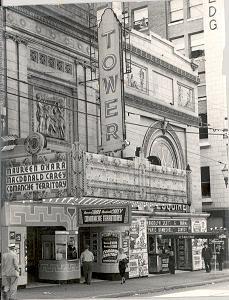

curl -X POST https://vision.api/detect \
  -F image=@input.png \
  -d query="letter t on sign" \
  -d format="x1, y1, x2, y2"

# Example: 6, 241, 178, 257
102, 30, 115, 49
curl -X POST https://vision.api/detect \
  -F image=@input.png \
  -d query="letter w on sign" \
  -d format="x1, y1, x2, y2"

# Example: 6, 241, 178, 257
103, 75, 118, 94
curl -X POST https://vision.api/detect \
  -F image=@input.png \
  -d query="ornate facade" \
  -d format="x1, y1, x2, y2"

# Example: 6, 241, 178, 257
1, 4, 209, 285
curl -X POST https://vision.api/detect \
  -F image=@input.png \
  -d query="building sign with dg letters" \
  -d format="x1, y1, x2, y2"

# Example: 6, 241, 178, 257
4, 153, 67, 201
78, 205, 131, 227
98, 8, 126, 153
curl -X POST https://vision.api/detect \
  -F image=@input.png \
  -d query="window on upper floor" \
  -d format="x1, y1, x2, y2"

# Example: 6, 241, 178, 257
188, 0, 203, 19
169, 0, 184, 23
198, 98, 208, 139
201, 166, 211, 197
132, 7, 149, 31
190, 31, 205, 58
170, 36, 185, 55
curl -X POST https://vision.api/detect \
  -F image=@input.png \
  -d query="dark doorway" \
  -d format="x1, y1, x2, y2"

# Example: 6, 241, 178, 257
27, 226, 65, 283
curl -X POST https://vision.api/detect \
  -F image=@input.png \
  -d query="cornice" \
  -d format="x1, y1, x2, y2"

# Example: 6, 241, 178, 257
8, 6, 97, 47
128, 44, 200, 84
125, 92, 199, 126
5, 31, 28, 45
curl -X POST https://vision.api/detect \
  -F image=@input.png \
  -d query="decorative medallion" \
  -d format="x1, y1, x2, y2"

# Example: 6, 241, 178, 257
24, 132, 47, 155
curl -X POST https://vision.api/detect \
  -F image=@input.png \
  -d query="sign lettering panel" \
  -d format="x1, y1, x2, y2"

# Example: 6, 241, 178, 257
98, 9, 125, 153
78, 205, 131, 227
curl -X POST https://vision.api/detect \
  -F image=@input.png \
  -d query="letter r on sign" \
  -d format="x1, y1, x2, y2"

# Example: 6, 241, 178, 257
106, 123, 118, 141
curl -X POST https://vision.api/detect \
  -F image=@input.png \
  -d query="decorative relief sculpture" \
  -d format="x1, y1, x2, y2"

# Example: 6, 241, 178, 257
127, 63, 148, 93
35, 92, 66, 140
178, 84, 195, 111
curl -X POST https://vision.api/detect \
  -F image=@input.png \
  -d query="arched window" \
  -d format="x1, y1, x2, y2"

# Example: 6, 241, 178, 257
149, 137, 178, 168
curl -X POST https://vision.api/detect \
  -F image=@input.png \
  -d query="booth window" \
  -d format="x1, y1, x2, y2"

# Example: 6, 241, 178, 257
169, 0, 184, 23
188, 0, 203, 19
190, 31, 205, 58
170, 36, 185, 56
201, 166, 211, 197
132, 7, 149, 31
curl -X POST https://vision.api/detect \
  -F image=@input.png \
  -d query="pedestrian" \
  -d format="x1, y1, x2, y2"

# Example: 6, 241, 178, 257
202, 242, 212, 273
216, 245, 224, 271
168, 247, 175, 275
80, 244, 94, 285
2, 244, 20, 300
117, 248, 128, 284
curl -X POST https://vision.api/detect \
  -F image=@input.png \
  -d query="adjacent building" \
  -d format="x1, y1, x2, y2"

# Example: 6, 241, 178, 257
111, 0, 229, 265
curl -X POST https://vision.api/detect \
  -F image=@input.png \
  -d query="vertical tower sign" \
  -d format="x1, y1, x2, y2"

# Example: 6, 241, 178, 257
98, 8, 126, 153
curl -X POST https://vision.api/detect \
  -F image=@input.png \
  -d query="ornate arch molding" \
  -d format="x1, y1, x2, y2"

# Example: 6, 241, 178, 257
142, 121, 185, 169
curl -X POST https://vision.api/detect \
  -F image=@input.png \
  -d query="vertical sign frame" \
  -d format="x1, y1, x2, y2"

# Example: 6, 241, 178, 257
98, 8, 126, 153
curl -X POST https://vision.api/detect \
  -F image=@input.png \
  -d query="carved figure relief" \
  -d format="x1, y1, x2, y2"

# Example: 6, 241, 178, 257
35, 92, 66, 140
127, 63, 148, 93
178, 83, 195, 111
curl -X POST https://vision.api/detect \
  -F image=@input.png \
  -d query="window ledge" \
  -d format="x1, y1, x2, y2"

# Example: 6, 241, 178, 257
199, 140, 210, 148
187, 17, 203, 22
168, 20, 184, 26
202, 197, 212, 203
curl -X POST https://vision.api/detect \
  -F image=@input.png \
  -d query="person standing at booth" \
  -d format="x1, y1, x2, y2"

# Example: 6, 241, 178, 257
202, 242, 212, 273
2, 244, 20, 300
80, 245, 94, 285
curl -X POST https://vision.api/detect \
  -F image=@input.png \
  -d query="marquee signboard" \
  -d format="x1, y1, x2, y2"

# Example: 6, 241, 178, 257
4, 153, 68, 201
147, 218, 190, 234
98, 8, 126, 153
78, 205, 131, 227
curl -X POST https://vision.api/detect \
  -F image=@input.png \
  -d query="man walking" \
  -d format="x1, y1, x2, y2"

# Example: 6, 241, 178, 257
80, 245, 94, 285
202, 242, 212, 273
2, 244, 20, 300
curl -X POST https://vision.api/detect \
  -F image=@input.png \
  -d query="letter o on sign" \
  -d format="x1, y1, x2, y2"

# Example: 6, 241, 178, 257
102, 54, 117, 71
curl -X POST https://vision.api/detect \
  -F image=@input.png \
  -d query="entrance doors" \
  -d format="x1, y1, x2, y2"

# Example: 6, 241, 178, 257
27, 226, 65, 283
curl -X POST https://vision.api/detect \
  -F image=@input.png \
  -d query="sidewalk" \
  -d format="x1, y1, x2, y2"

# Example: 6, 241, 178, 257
17, 269, 229, 299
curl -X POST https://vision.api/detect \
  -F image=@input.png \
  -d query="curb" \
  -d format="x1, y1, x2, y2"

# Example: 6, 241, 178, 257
94, 276, 229, 298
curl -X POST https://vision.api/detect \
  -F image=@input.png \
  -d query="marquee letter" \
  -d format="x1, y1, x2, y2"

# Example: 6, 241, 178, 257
103, 75, 118, 94
102, 29, 115, 49
105, 99, 118, 118
106, 123, 118, 141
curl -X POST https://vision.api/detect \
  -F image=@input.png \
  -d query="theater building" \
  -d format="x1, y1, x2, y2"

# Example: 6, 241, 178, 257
0, 4, 209, 286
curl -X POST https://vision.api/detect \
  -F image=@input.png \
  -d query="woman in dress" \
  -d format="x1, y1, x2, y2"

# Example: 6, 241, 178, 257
117, 248, 128, 284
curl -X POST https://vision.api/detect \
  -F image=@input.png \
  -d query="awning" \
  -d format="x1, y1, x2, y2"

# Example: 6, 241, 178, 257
18, 197, 189, 213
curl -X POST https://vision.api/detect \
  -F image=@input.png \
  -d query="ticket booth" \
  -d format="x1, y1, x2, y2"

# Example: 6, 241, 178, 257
39, 231, 80, 282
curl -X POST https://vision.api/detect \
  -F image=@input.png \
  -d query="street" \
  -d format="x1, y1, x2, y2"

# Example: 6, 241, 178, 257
123, 282, 229, 299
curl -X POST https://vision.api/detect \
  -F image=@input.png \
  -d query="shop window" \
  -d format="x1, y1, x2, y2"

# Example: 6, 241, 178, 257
198, 98, 208, 139
188, 0, 203, 19
169, 0, 184, 23
201, 166, 211, 197
171, 36, 185, 56
133, 7, 149, 31
190, 32, 205, 58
